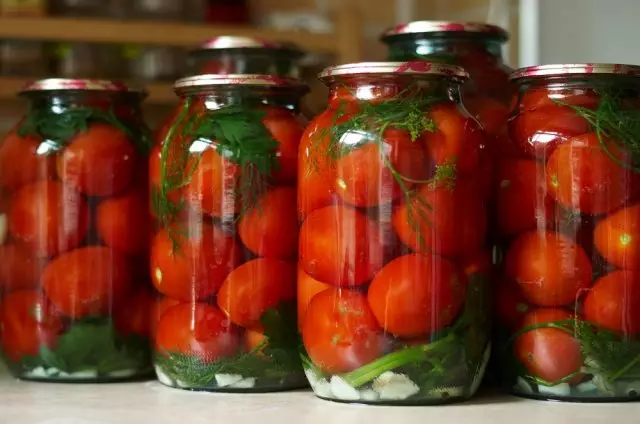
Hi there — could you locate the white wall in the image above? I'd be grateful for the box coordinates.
[521,0,640,66]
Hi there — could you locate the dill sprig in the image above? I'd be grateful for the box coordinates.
[554,88,640,172]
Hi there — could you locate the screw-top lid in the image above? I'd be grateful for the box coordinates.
[20,78,145,94]
[319,61,469,81]
[194,36,303,56]
[174,74,308,94]
[381,21,509,41]
[510,63,640,81]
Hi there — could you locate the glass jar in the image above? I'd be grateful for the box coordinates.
[298,62,492,405]
[150,74,309,392]
[497,64,640,402]
[129,0,184,21]
[51,0,108,16]
[0,40,46,76]
[381,21,513,154]
[0,79,153,382]
[50,43,117,79]
[187,37,304,78]
[125,45,185,82]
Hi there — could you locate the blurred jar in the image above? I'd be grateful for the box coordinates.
[129,0,184,21]
[0,79,152,382]
[0,0,47,16]
[0,40,45,76]
[51,43,119,79]
[188,36,304,78]
[498,64,640,402]
[124,45,185,82]
[298,62,492,405]
[150,74,308,392]
[51,0,107,17]
[205,0,249,24]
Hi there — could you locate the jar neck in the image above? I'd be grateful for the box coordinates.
[326,75,461,105]
[180,86,306,113]
[385,35,506,63]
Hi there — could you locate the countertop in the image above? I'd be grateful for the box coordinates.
[0,369,638,424]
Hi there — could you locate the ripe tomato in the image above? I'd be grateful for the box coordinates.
[114,287,153,338]
[42,246,132,318]
[422,103,483,176]
[244,329,267,355]
[297,109,343,219]
[0,129,56,191]
[495,282,530,330]
[393,179,487,256]
[368,254,465,337]
[238,187,297,259]
[155,302,241,363]
[9,180,89,257]
[594,204,640,269]
[97,188,149,256]
[0,245,43,293]
[148,144,187,220]
[495,159,552,237]
[57,123,136,196]
[151,296,182,338]
[302,289,386,373]
[262,107,303,184]
[217,258,295,329]
[297,267,330,327]
[0,290,63,362]
[515,308,582,384]
[548,133,633,215]
[335,129,430,207]
[186,148,240,218]
[299,205,384,286]
[584,271,640,335]
[509,106,591,159]
[151,222,242,302]
[505,230,592,307]
[519,88,599,113]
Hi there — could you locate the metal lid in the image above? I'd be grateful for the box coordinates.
[20,78,143,94]
[319,61,469,80]
[174,74,308,93]
[510,63,640,80]
[382,21,509,41]
[195,36,302,54]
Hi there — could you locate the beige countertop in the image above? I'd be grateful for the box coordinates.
[0,370,638,424]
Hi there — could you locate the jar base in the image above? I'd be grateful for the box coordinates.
[509,390,640,403]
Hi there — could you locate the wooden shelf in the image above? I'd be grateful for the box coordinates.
[0,77,176,105]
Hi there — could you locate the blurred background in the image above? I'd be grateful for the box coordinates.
[0,0,638,131]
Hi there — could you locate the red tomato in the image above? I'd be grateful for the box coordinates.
[510,107,591,159]
[422,103,483,176]
[217,258,295,329]
[519,88,599,112]
[495,282,530,330]
[151,296,182,338]
[0,130,55,191]
[57,123,136,196]
[393,179,487,256]
[9,180,89,257]
[155,303,241,363]
[460,249,493,279]
[547,133,632,215]
[238,187,297,259]
[368,254,465,337]
[148,144,186,219]
[244,329,267,355]
[335,129,430,207]
[464,96,510,137]
[302,289,386,373]
[505,231,592,307]
[97,188,149,256]
[262,107,303,184]
[114,287,153,338]
[297,267,330,327]
[297,109,341,219]
[584,271,640,335]
[150,222,242,302]
[0,290,63,362]
[495,159,553,237]
[515,308,582,384]
[0,245,43,293]
[594,204,640,269]
[299,205,385,286]
[42,246,132,318]
[186,148,240,218]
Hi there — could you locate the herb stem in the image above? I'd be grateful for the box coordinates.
[341,333,456,388]
[608,353,640,383]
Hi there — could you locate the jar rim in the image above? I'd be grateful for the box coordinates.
[381,21,509,41]
[318,61,469,81]
[174,74,308,94]
[510,63,640,81]
[192,36,303,56]
[19,79,146,95]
